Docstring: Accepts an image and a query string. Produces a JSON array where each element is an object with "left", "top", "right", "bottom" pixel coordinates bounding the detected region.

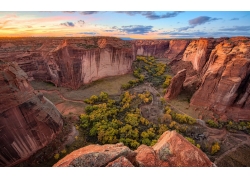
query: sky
[{"left": 0, "top": 11, "right": 249, "bottom": 39}]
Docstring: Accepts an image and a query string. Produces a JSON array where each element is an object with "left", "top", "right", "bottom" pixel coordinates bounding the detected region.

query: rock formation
[
  {"left": 132, "top": 39, "right": 190, "bottom": 60},
  {"left": 133, "top": 40, "right": 169, "bottom": 58},
  {"left": 190, "top": 37, "right": 250, "bottom": 121},
  {"left": 0, "top": 61, "right": 63, "bottom": 166},
  {"left": 164, "top": 69, "right": 187, "bottom": 100},
  {"left": 161, "top": 37, "right": 250, "bottom": 121},
  {"left": 182, "top": 38, "right": 222, "bottom": 72},
  {"left": 0, "top": 37, "right": 135, "bottom": 89},
  {"left": 164, "top": 40, "right": 190, "bottom": 60},
  {"left": 53, "top": 130, "right": 212, "bottom": 167}
]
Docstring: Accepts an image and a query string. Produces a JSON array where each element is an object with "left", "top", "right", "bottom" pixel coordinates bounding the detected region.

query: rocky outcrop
[
  {"left": 164, "top": 69, "right": 186, "bottom": 100},
  {"left": 164, "top": 40, "right": 190, "bottom": 60},
  {"left": 132, "top": 39, "right": 190, "bottom": 60},
  {"left": 0, "top": 37, "right": 135, "bottom": 89},
  {"left": 53, "top": 143, "right": 136, "bottom": 167},
  {"left": 53, "top": 130, "right": 212, "bottom": 167},
  {"left": 0, "top": 61, "right": 63, "bottom": 167},
  {"left": 214, "top": 142, "right": 250, "bottom": 167},
  {"left": 152, "top": 131, "right": 212, "bottom": 167},
  {"left": 190, "top": 37, "right": 250, "bottom": 121},
  {"left": 133, "top": 40, "right": 169, "bottom": 58},
  {"left": 182, "top": 38, "right": 222, "bottom": 72}
]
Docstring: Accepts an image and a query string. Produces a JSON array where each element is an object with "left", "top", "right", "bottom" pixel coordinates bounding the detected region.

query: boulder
[
  {"left": 53, "top": 143, "right": 136, "bottom": 167},
  {"left": 152, "top": 131, "right": 212, "bottom": 167}
]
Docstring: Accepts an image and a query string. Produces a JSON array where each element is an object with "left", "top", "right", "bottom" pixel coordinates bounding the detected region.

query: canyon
[
  {"left": 0, "top": 36, "right": 250, "bottom": 167},
  {"left": 0, "top": 37, "right": 135, "bottom": 89}
]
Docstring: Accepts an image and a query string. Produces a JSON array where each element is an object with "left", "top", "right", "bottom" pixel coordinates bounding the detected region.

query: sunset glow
[{"left": 0, "top": 11, "right": 249, "bottom": 39}]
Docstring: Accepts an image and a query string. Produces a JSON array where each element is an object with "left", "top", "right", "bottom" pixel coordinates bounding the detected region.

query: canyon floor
[{"left": 16, "top": 69, "right": 250, "bottom": 167}]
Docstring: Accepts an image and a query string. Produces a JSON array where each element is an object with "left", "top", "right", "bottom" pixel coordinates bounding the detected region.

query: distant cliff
[
  {"left": 0, "top": 37, "right": 135, "bottom": 89},
  {"left": 0, "top": 61, "right": 63, "bottom": 166}
]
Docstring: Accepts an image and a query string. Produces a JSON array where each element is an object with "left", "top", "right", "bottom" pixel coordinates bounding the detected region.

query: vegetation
[
  {"left": 121, "top": 56, "right": 170, "bottom": 89},
  {"left": 211, "top": 142, "right": 220, "bottom": 155},
  {"left": 80, "top": 91, "right": 162, "bottom": 149},
  {"left": 206, "top": 119, "right": 250, "bottom": 134}
]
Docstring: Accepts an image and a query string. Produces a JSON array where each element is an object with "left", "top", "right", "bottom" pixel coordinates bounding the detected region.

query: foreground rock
[
  {"left": 164, "top": 69, "right": 186, "bottom": 100},
  {"left": 53, "top": 143, "right": 136, "bottom": 167},
  {"left": 0, "top": 61, "right": 63, "bottom": 166},
  {"left": 152, "top": 131, "right": 212, "bottom": 167},
  {"left": 53, "top": 130, "right": 212, "bottom": 167}
]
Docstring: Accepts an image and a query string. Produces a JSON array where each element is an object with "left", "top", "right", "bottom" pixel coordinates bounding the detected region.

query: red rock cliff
[
  {"left": 0, "top": 61, "right": 63, "bottom": 166},
  {"left": 132, "top": 39, "right": 190, "bottom": 60},
  {"left": 133, "top": 40, "right": 169, "bottom": 58},
  {"left": 190, "top": 37, "right": 250, "bottom": 121},
  {"left": 0, "top": 37, "right": 135, "bottom": 89}
]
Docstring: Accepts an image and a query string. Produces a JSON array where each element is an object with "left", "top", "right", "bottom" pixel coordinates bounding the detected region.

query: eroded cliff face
[
  {"left": 0, "top": 61, "right": 63, "bottom": 166},
  {"left": 0, "top": 37, "right": 135, "bottom": 89},
  {"left": 53, "top": 130, "right": 212, "bottom": 167},
  {"left": 190, "top": 37, "right": 250, "bottom": 121},
  {"left": 164, "top": 40, "right": 190, "bottom": 60},
  {"left": 133, "top": 40, "right": 169, "bottom": 58},
  {"left": 182, "top": 38, "right": 221, "bottom": 72},
  {"left": 132, "top": 39, "right": 190, "bottom": 60}
]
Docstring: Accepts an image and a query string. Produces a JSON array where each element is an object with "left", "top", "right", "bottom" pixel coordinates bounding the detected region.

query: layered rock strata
[
  {"left": 0, "top": 61, "right": 63, "bottom": 166},
  {"left": 0, "top": 37, "right": 135, "bottom": 89},
  {"left": 190, "top": 37, "right": 250, "bottom": 121}
]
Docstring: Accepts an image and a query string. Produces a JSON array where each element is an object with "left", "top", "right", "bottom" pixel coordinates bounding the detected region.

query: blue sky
[{"left": 0, "top": 11, "right": 249, "bottom": 39}]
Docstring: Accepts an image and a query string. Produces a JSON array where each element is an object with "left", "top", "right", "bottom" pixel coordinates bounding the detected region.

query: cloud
[
  {"left": 116, "top": 11, "right": 142, "bottom": 16},
  {"left": 60, "top": 22, "right": 75, "bottom": 27},
  {"left": 219, "top": 26, "right": 250, "bottom": 31},
  {"left": 63, "top": 11, "right": 76, "bottom": 13},
  {"left": 118, "top": 25, "right": 154, "bottom": 34},
  {"left": 230, "top": 18, "right": 239, "bottom": 21},
  {"left": 189, "top": 16, "right": 222, "bottom": 26},
  {"left": 77, "top": 20, "right": 85, "bottom": 26},
  {"left": 116, "top": 11, "right": 184, "bottom": 20},
  {"left": 80, "top": 11, "right": 99, "bottom": 15},
  {"left": 159, "top": 31, "right": 207, "bottom": 37},
  {"left": 0, "top": 20, "right": 11, "bottom": 29},
  {"left": 176, "top": 25, "right": 195, "bottom": 32},
  {"left": 78, "top": 32, "right": 97, "bottom": 35},
  {"left": 158, "top": 30, "right": 250, "bottom": 38},
  {"left": 105, "top": 30, "right": 115, "bottom": 32},
  {"left": 176, "top": 16, "right": 222, "bottom": 32}
]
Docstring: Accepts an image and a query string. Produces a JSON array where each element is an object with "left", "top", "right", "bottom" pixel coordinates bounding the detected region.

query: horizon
[{"left": 0, "top": 11, "right": 250, "bottom": 39}]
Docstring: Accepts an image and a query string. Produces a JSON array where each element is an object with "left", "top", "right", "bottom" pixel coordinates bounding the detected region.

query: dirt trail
[
  {"left": 147, "top": 83, "right": 189, "bottom": 116},
  {"left": 37, "top": 89, "right": 85, "bottom": 104}
]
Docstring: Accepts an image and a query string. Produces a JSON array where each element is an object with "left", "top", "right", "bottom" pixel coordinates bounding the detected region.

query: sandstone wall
[
  {"left": 0, "top": 62, "right": 63, "bottom": 166},
  {"left": 0, "top": 37, "right": 135, "bottom": 89},
  {"left": 190, "top": 37, "right": 250, "bottom": 121}
]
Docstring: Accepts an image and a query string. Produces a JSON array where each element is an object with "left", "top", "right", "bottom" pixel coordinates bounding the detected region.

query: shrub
[
  {"left": 206, "top": 119, "right": 219, "bottom": 128},
  {"left": 211, "top": 142, "right": 220, "bottom": 155},
  {"left": 54, "top": 153, "right": 60, "bottom": 160},
  {"left": 185, "top": 137, "right": 195, "bottom": 145}
]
